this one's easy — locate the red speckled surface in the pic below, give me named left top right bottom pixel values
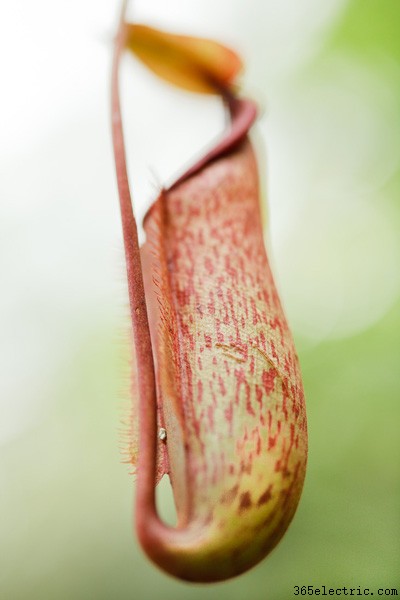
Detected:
left=138, top=138, right=308, bottom=580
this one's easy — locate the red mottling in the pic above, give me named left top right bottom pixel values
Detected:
left=245, top=381, right=255, bottom=416
left=255, top=385, right=263, bottom=410
left=279, top=423, right=296, bottom=477
left=189, top=333, right=195, bottom=351
left=259, top=329, right=266, bottom=351
left=257, top=484, right=273, bottom=506
left=233, top=366, right=253, bottom=417
left=250, top=297, right=259, bottom=326
left=205, top=257, right=214, bottom=275
left=262, top=289, right=270, bottom=307
left=279, top=461, right=301, bottom=510
left=238, top=491, right=252, bottom=513
left=225, top=256, right=238, bottom=283
left=224, top=402, right=233, bottom=428
left=215, top=318, right=224, bottom=344
left=220, top=484, right=239, bottom=505
left=249, top=355, right=255, bottom=376
left=211, top=461, right=219, bottom=485
left=284, top=354, right=291, bottom=376
left=183, top=351, right=194, bottom=401
left=207, top=291, right=216, bottom=316
left=269, top=315, right=279, bottom=330
left=217, top=274, right=225, bottom=288
left=282, top=386, right=289, bottom=421
left=189, top=204, right=201, bottom=219
left=262, top=368, right=277, bottom=395
left=226, top=287, right=239, bottom=338
left=204, top=334, right=212, bottom=349
left=256, top=434, right=261, bottom=456
left=208, top=380, right=217, bottom=410
left=197, top=380, right=203, bottom=404
left=240, top=459, right=252, bottom=475
left=175, top=287, right=186, bottom=308
left=270, top=339, right=279, bottom=363
left=138, top=133, right=308, bottom=581
left=207, top=405, right=215, bottom=431
left=242, top=295, right=249, bottom=319
left=203, top=511, right=214, bottom=527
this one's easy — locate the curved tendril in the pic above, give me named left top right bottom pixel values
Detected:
left=111, top=0, right=159, bottom=525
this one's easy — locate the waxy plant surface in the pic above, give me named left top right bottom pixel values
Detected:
left=139, top=138, right=308, bottom=580
left=112, top=13, right=308, bottom=582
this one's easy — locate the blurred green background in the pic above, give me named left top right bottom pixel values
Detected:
left=1, top=0, right=399, bottom=598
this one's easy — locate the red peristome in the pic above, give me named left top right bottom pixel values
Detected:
left=169, top=96, right=257, bottom=190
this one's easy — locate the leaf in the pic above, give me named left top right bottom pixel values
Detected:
left=112, top=10, right=307, bottom=583
left=124, top=23, right=242, bottom=94
left=137, top=137, right=308, bottom=581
